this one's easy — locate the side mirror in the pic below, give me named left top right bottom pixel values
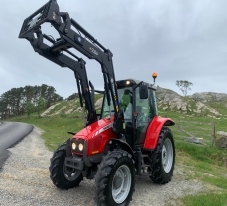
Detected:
left=139, top=85, right=148, bottom=99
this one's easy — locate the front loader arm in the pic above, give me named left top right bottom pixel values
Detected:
left=19, top=0, right=125, bottom=134
left=19, top=22, right=97, bottom=125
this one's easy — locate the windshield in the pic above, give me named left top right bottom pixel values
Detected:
left=101, top=87, right=132, bottom=119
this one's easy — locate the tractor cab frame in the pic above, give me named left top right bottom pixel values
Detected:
left=101, top=79, right=158, bottom=148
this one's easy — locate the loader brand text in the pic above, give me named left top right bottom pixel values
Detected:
left=90, top=47, right=98, bottom=55
left=111, top=78, right=116, bottom=97
left=111, top=78, right=118, bottom=111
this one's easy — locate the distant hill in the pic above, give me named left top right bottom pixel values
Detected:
left=39, top=93, right=103, bottom=118
left=190, top=92, right=227, bottom=102
left=156, top=86, right=227, bottom=119
left=39, top=87, right=227, bottom=120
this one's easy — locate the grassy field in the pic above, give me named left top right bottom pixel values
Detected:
left=157, top=107, right=227, bottom=205
left=8, top=102, right=227, bottom=205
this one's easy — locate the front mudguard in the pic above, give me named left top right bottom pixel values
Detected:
left=106, top=138, right=135, bottom=161
left=143, top=116, right=174, bottom=150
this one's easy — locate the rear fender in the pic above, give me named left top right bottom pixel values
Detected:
left=143, top=116, right=174, bottom=150
left=107, top=138, right=135, bottom=161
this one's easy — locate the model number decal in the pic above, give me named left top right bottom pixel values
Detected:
left=92, top=123, right=112, bottom=138
left=90, top=47, right=98, bottom=55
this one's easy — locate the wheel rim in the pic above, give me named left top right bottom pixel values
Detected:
left=112, top=165, right=131, bottom=204
left=63, top=163, right=80, bottom=181
left=162, top=138, right=173, bottom=173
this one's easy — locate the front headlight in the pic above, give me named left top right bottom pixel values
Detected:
left=72, top=143, right=76, bottom=150
left=71, top=138, right=85, bottom=154
left=78, top=143, right=84, bottom=151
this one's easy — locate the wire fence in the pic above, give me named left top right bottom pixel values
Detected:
left=171, top=120, right=216, bottom=147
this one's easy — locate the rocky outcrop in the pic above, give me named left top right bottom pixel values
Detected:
left=215, top=131, right=227, bottom=149
left=195, top=102, right=221, bottom=116
left=190, top=92, right=227, bottom=103
left=157, top=87, right=224, bottom=117
left=65, top=108, right=74, bottom=114
left=216, top=137, right=227, bottom=149
left=157, top=87, right=187, bottom=112
left=39, top=88, right=227, bottom=118
left=95, top=98, right=103, bottom=109
left=217, top=131, right=227, bottom=136
left=40, top=103, right=60, bottom=117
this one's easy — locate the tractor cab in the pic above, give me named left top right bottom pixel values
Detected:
left=101, top=78, right=158, bottom=147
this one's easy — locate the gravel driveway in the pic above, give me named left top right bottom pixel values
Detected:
left=0, top=127, right=205, bottom=206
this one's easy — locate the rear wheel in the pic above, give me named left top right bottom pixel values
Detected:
left=149, top=127, right=175, bottom=184
left=95, top=150, right=135, bottom=206
left=49, top=142, right=83, bottom=189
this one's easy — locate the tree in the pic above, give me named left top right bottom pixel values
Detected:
left=25, top=100, right=34, bottom=117
left=66, top=93, right=79, bottom=101
left=37, top=96, right=46, bottom=115
left=0, top=84, right=63, bottom=119
left=176, top=80, right=193, bottom=96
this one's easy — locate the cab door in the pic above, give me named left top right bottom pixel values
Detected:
left=135, top=88, right=156, bottom=145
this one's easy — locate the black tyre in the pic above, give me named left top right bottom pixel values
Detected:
left=149, top=127, right=175, bottom=184
left=49, top=142, right=83, bottom=189
left=95, top=150, right=135, bottom=206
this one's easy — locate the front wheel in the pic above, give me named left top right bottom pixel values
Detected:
left=49, top=142, right=83, bottom=189
left=95, top=150, right=135, bottom=206
left=149, top=127, right=175, bottom=184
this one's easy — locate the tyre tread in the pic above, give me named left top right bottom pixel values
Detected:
left=94, top=150, right=134, bottom=206
left=150, top=127, right=175, bottom=184
left=49, top=143, right=83, bottom=189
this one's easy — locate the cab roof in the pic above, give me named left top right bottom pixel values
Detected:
left=116, top=78, right=157, bottom=90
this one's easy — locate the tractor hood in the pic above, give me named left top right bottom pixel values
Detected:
left=73, top=117, right=113, bottom=140
left=72, top=117, right=116, bottom=156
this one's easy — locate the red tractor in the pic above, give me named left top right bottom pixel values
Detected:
left=19, top=1, right=175, bottom=205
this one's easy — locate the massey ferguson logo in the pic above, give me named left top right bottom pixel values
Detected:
left=90, top=47, right=98, bottom=55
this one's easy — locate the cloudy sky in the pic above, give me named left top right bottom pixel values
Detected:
left=1, top=0, right=227, bottom=98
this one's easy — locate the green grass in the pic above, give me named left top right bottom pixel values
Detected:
left=94, top=93, right=103, bottom=102
left=175, top=141, right=227, bottom=205
left=182, top=193, right=227, bottom=206
left=159, top=107, right=227, bottom=150
left=203, top=176, right=227, bottom=190
left=176, top=141, right=227, bottom=166
left=14, top=115, right=84, bottom=151
left=48, top=101, right=68, bottom=115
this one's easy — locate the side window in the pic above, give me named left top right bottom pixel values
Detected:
left=135, top=87, right=153, bottom=145
left=119, top=88, right=132, bottom=120
left=101, top=88, right=133, bottom=119
left=135, top=88, right=154, bottom=122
